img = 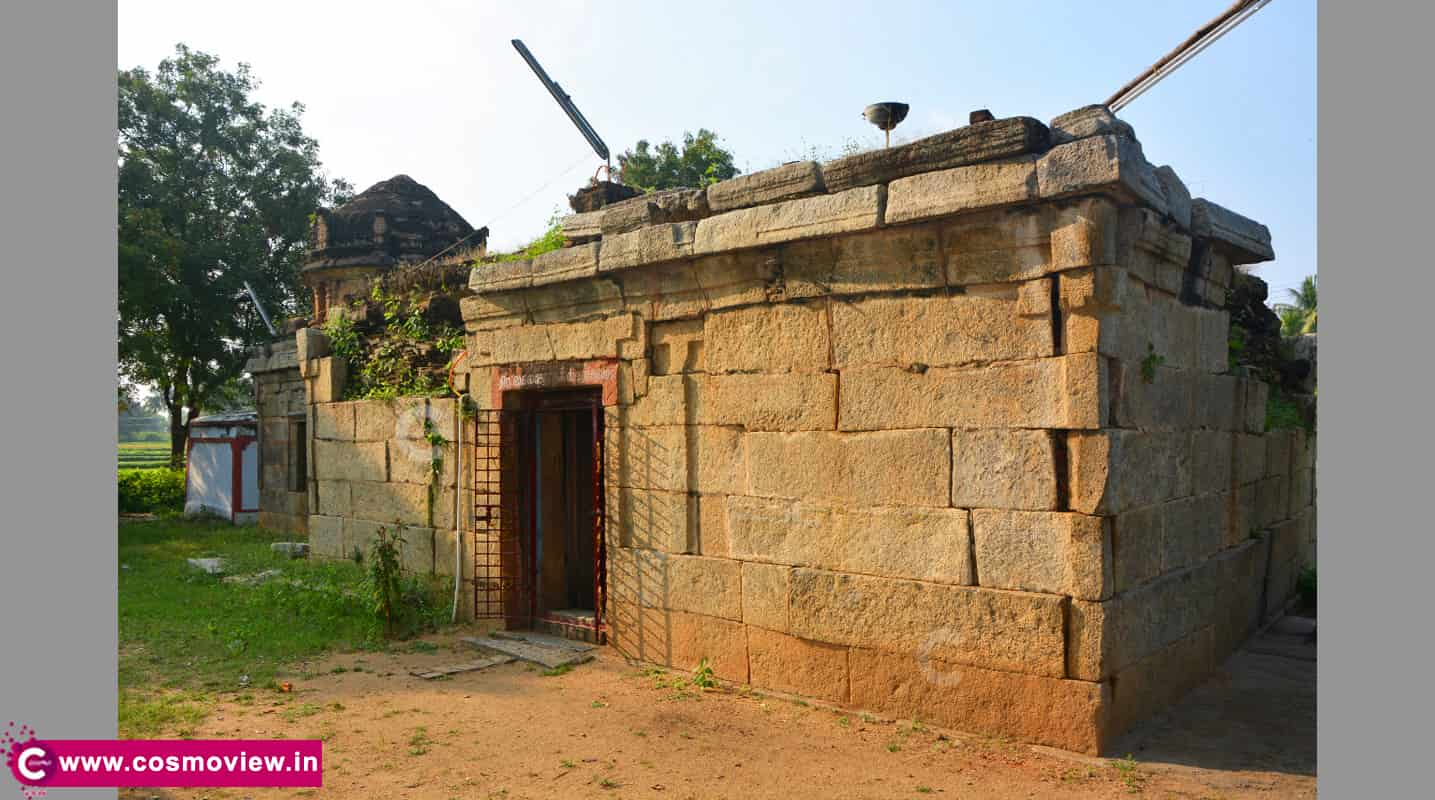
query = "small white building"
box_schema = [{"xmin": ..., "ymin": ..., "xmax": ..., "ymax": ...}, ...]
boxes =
[{"xmin": 184, "ymin": 411, "xmax": 260, "ymax": 523}]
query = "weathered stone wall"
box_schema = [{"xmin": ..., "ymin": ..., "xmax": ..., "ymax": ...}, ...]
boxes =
[
  {"xmin": 454, "ymin": 107, "xmax": 1313, "ymax": 752},
  {"xmin": 245, "ymin": 339, "xmax": 309, "ymax": 533},
  {"xmin": 1056, "ymin": 195, "xmax": 1316, "ymax": 736},
  {"xmin": 257, "ymin": 105, "xmax": 1321, "ymax": 754},
  {"xmin": 302, "ymin": 395, "xmax": 467, "ymax": 590}
]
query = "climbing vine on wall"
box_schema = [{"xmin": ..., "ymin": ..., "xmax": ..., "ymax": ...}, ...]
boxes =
[
  {"xmin": 321, "ymin": 283, "xmax": 466, "ymax": 400},
  {"xmin": 422, "ymin": 417, "xmax": 449, "ymax": 528}
]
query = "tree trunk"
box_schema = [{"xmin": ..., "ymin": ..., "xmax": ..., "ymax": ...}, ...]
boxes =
[{"xmin": 167, "ymin": 403, "xmax": 188, "ymax": 469}]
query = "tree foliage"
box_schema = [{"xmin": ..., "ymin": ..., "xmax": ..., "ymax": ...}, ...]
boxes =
[
  {"xmin": 1274, "ymin": 274, "xmax": 1317, "ymax": 336},
  {"xmin": 118, "ymin": 44, "xmax": 349, "ymax": 464},
  {"xmin": 616, "ymin": 129, "xmax": 738, "ymax": 192}
]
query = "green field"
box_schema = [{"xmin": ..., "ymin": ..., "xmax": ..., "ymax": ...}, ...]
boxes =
[{"xmin": 119, "ymin": 440, "xmax": 177, "ymax": 470}]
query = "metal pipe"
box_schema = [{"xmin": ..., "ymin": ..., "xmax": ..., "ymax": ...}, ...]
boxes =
[
  {"xmin": 1106, "ymin": 0, "xmax": 1272, "ymax": 112},
  {"xmin": 243, "ymin": 280, "xmax": 278, "ymax": 337},
  {"xmin": 511, "ymin": 39, "xmax": 610, "ymax": 163},
  {"xmin": 447, "ymin": 350, "xmax": 471, "ymax": 623}
]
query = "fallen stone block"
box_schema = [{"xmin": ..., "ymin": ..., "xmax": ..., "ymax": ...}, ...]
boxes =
[
  {"xmin": 270, "ymin": 542, "xmax": 310, "ymax": 559},
  {"xmin": 222, "ymin": 568, "xmax": 283, "ymax": 586},
  {"xmin": 490, "ymin": 630, "xmax": 597, "ymax": 653},
  {"xmin": 409, "ymin": 653, "xmax": 516, "ymax": 680},
  {"xmin": 464, "ymin": 636, "xmax": 596, "ymax": 670},
  {"xmin": 187, "ymin": 557, "xmax": 227, "ymax": 575}
]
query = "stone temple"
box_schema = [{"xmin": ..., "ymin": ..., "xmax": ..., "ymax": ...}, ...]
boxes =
[
  {"xmin": 246, "ymin": 106, "xmax": 1317, "ymax": 753},
  {"xmin": 304, "ymin": 174, "xmax": 485, "ymax": 323}
]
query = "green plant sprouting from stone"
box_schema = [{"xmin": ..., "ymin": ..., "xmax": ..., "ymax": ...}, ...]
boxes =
[
  {"xmin": 1140, "ymin": 343, "xmax": 1165, "ymax": 384},
  {"xmin": 323, "ymin": 284, "xmax": 465, "ymax": 400},
  {"xmin": 492, "ymin": 209, "xmax": 567, "ymax": 263},
  {"xmin": 421, "ymin": 416, "xmax": 450, "ymax": 527}
]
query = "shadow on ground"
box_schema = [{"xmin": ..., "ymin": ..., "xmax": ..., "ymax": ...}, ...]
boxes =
[{"xmin": 1112, "ymin": 615, "xmax": 1316, "ymax": 781}]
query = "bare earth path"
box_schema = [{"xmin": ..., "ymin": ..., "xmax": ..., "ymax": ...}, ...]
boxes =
[{"xmin": 121, "ymin": 627, "xmax": 1315, "ymax": 800}]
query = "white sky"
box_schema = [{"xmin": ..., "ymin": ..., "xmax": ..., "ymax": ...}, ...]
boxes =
[{"xmin": 118, "ymin": 0, "xmax": 1315, "ymax": 302}]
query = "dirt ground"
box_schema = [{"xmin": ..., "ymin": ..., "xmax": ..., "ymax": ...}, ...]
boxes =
[{"xmin": 118, "ymin": 620, "xmax": 1316, "ymax": 800}]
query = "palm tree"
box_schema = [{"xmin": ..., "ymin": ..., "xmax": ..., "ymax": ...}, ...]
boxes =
[{"xmin": 1275, "ymin": 275, "xmax": 1317, "ymax": 335}]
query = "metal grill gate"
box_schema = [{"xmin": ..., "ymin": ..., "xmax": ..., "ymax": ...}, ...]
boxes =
[{"xmin": 469, "ymin": 409, "xmax": 530, "ymax": 623}]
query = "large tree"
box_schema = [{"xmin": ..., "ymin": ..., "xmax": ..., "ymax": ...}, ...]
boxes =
[
  {"xmin": 616, "ymin": 129, "xmax": 738, "ymax": 192},
  {"xmin": 119, "ymin": 45, "xmax": 349, "ymax": 465}
]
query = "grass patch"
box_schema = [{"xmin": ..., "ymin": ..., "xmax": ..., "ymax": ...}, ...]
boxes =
[
  {"xmin": 118, "ymin": 517, "xmax": 453, "ymax": 737},
  {"xmin": 118, "ymin": 690, "xmax": 209, "ymax": 738},
  {"xmin": 407, "ymin": 727, "xmax": 433, "ymax": 756},
  {"xmin": 1111, "ymin": 754, "xmax": 1144, "ymax": 793},
  {"xmin": 282, "ymin": 703, "xmax": 324, "ymax": 722}
]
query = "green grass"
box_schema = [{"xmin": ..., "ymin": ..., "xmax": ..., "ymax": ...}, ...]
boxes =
[
  {"xmin": 118, "ymin": 690, "xmax": 210, "ymax": 738},
  {"xmin": 119, "ymin": 440, "xmax": 177, "ymax": 470},
  {"xmin": 119, "ymin": 517, "xmax": 453, "ymax": 737}
]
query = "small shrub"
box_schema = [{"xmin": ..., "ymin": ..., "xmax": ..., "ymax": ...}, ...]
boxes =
[
  {"xmin": 118, "ymin": 468, "xmax": 185, "ymax": 513},
  {"xmin": 691, "ymin": 658, "xmax": 717, "ymax": 690},
  {"xmin": 369, "ymin": 526, "xmax": 405, "ymax": 637}
]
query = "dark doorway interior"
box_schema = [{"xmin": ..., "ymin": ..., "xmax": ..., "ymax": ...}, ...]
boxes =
[{"xmin": 508, "ymin": 388, "xmax": 604, "ymax": 639}]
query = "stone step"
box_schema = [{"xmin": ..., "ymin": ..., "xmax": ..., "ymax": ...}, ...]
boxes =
[
  {"xmin": 409, "ymin": 653, "xmax": 516, "ymax": 680},
  {"xmin": 461, "ymin": 636, "xmax": 595, "ymax": 670},
  {"xmin": 491, "ymin": 629, "xmax": 597, "ymax": 653}
]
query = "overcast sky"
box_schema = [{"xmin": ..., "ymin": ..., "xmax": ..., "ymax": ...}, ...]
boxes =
[{"xmin": 118, "ymin": 0, "xmax": 1315, "ymax": 302}]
